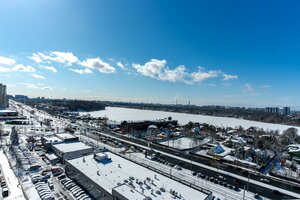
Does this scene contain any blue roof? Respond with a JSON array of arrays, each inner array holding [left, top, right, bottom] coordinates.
[[213, 145, 225, 154]]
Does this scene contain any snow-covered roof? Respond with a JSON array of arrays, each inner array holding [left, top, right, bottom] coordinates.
[[45, 153, 58, 161], [55, 133, 77, 140], [66, 152, 208, 200], [0, 109, 17, 113], [113, 184, 149, 199], [158, 137, 201, 150], [53, 142, 92, 153], [43, 135, 63, 143]]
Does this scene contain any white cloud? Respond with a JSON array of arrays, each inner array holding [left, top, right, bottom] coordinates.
[[0, 56, 16, 65], [191, 69, 220, 83], [51, 51, 78, 65], [0, 64, 35, 73], [116, 61, 127, 70], [158, 65, 188, 82], [132, 59, 231, 84], [69, 68, 93, 74], [29, 53, 43, 63], [133, 59, 166, 78], [41, 86, 53, 90], [21, 83, 52, 90], [29, 51, 78, 66], [32, 74, 45, 80], [12, 64, 36, 72], [40, 65, 57, 73], [223, 74, 238, 81], [80, 58, 115, 73], [243, 83, 255, 93], [0, 66, 11, 73], [21, 83, 39, 89]]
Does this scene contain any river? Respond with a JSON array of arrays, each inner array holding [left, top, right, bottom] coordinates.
[[81, 107, 300, 134]]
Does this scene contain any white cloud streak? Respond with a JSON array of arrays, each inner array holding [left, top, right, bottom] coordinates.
[[116, 61, 127, 70], [243, 83, 255, 93], [40, 65, 57, 73], [21, 83, 52, 90], [191, 69, 220, 83], [223, 74, 239, 81], [0, 56, 16, 65], [69, 68, 93, 74], [29, 51, 78, 66], [12, 64, 36, 72], [32, 74, 45, 79], [0, 66, 11, 73]]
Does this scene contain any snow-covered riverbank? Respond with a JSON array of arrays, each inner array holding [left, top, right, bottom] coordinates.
[[81, 107, 300, 134]]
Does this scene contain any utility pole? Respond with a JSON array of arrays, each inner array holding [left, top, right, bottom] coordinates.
[[247, 172, 250, 191], [243, 185, 246, 200]]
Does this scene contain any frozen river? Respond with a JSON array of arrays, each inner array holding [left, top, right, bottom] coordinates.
[[82, 107, 300, 134]]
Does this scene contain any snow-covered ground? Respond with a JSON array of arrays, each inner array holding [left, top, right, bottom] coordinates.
[[158, 137, 200, 150], [0, 150, 26, 200], [82, 107, 300, 133]]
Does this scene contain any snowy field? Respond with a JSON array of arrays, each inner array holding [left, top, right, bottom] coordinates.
[[158, 137, 200, 150], [82, 107, 300, 134]]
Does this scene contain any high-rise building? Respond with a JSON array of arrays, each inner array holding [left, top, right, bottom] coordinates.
[[0, 83, 8, 108], [265, 107, 279, 114], [283, 107, 291, 116]]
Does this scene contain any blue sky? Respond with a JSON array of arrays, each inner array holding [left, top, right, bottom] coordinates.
[[0, 0, 300, 108]]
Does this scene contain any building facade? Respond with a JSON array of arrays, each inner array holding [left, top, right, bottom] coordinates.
[[0, 83, 8, 108], [265, 107, 279, 114], [283, 107, 291, 116]]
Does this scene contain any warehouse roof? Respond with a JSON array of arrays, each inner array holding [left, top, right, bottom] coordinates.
[[67, 152, 208, 200]]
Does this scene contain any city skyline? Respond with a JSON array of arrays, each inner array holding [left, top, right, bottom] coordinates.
[[1, 1, 300, 108]]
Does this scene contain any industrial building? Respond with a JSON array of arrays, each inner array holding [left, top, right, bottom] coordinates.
[[52, 141, 93, 160], [41, 135, 64, 151], [55, 132, 78, 142], [41, 132, 79, 150], [65, 152, 210, 200]]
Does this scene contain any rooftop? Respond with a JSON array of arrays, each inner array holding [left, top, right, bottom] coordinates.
[[67, 152, 208, 200], [0, 109, 17, 113], [43, 135, 63, 143], [52, 141, 92, 153], [55, 133, 77, 140], [158, 137, 202, 150]]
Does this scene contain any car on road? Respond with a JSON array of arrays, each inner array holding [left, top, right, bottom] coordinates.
[[260, 178, 270, 183]]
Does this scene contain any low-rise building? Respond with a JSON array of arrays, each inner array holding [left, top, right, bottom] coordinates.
[[65, 152, 210, 200], [55, 132, 78, 142], [52, 141, 93, 160]]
